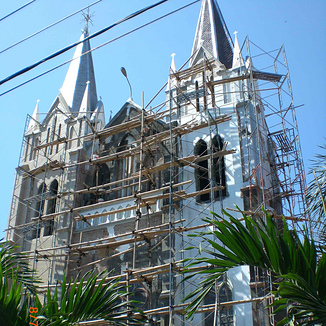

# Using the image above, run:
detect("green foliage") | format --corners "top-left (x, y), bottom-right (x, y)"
top-left (0, 263), bottom-right (30, 326)
top-left (0, 240), bottom-right (40, 293)
top-left (306, 143), bottom-right (326, 245)
top-left (37, 271), bottom-right (145, 325)
top-left (0, 241), bottom-right (146, 325)
top-left (183, 209), bottom-right (326, 325)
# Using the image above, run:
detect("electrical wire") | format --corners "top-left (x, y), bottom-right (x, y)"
top-left (0, 0), bottom-right (103, 55)
top-left (0, 0), bottom-right (36, 23)
top-left (0, 0), bottom-right (201, 97)
top-left (0, 0), bottom-right (169, 87)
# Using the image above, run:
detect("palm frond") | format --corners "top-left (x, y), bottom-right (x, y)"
top-left (182, 210), bottom-right (326, 324)
top-left (0, 263), bottom-right (30, 326)
top-left (0, 240), bottom-right (40, 293)
top-left (38, 271), bottom-right (146, 325)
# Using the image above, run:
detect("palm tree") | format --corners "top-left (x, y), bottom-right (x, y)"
top-left (0, 241), bottom-right (146, 325)
top-left (306, 143), bottom-right (326, 246)
top-left (182, 210), bottom-right (326, 325)
top-left (0, 241), bottom-right (39, 325)
top-left (36, 271), bottom-right (145, 325)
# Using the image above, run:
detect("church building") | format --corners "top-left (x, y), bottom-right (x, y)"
top-left (6, 1), bottom-right (306, 325)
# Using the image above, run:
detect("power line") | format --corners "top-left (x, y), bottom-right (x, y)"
top-left (0, 0), bottom-right (169, 87)
top-left (0, 0), bottom-right (103, 55)
top-left (0, 0), bottom-right (36, 22)
top-left (0, 0), bottom-right (200, 97)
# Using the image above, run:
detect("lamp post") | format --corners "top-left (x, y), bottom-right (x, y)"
top-left (120, 67), bottom-right (133, 100)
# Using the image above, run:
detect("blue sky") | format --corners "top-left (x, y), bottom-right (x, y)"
top-left (0, 0), bottom-right (325, 239)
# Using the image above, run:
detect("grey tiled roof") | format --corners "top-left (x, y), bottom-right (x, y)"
top-left (71, 37), bottom-right (98, 114)
top-left (192, 0), bottom-right (233, 68)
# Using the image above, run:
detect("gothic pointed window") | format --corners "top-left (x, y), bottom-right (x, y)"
top-left (44, 179), bottom-right (58, 236)
top-left (46, 127), bottom-right (51, 155)
top-left (117, 135), bottom-right (136, 197)
top-left (32, 137), bottom-right (39, 161)
top-left (32, 182), bottom-right (46, 239)
top-left (56, 124), bottom-right (61, 153)
top-left (195, 139), bottom-right (210, 202)
top-left (212, 135), bottom-right (227, 199)
top-left (100, 210), bottom-right (107, 224)
top-left (49, 117), bottom-right (56, 155)
top-left (25, 136), bottom-right (31, 161)
top-left (68, 126), bottom-right (74, 149)
top-left (204, 279), bottom-right (234, 325)
top-left (223, 82), bottom-right (232, 104)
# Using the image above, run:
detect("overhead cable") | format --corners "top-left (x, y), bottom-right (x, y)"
top-left (0, 0), bottom-right (36, 23)
top-left (0, 0), bottom-right (200, 97)
top-left (0, 0), bottom-right (103, 55)
top-left (0, 0), bottom-right (169, 87)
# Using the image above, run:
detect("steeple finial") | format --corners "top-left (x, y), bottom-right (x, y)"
top-left (82, 8), bottom-right (93, 35)
top-left (190, 0), bottom-right (233, 68)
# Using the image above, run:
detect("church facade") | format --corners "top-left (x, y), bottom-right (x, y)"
top-left (6, 1), bottom-right (306, 325)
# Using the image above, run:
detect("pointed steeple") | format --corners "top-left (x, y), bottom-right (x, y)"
top-left (60, 29), bottom-right (98, 115)
top-left (25, 100), bottom-right (40, 135)
top-left (232, 31), bottom-right (244, 69)
top-left (190, 0), bottom-right (233, 68)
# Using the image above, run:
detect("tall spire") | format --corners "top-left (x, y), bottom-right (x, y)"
top-left (190, 0), bottom-right (233, 68)
top-left (60, 28), bottom-right (98, 115)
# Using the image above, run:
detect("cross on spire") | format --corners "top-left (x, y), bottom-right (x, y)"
top-left (82, 8), bottom-right (94, 34)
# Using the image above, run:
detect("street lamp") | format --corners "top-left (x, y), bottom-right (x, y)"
top-left (120, 67), bottom-right (133, 100)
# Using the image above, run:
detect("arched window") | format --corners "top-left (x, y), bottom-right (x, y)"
top-left (44, 179), bottom-right (58, 236)
top-left (212, 135), bottom-right (227, 199)
top-left (98, 163), bottom-right (110, 185)
top-left (100, 210), bottom-right (107, 224)
top-left (93, 212), bottom-right (99, 226)
top-left (204, 280), bottom-right (233, 325)
top-left (46, 127), bottom-right (51, 155)
top-left (49, 117), bottom-right (56, 155)
top-left (25, 136), bottom-right (31, 161)
top-left (117, 206), bottom-right (123, 220)
top-left (109, 207), bottom-right (115, 222)
top-left (32, 137), bottom-right (39, 160)
top-left (68, 126), bottom-right (74, 150)
top-left (117, 135), bottom-right (136, 197)
top-left (56, 124), bottom-right (61, 153)
top-left (125, 204), bottom-right (131, 218)
top-left (32, 182), bottom-right (47, 238)
top-left (77, 120), bottom-right (83, 147)
top-left (194, 139), bottom-right (209, 202)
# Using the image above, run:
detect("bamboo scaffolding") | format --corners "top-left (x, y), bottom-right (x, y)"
top-left (22, 220), bottom-right (186, 255)
top-left (53, 113), bottom-right (231, 172)
top-left (28, 180), bottom-right (191, 223)
top-left (75, 297), bottom-right (267, 325)
top-left (9, 39), bottom-right (306, 326)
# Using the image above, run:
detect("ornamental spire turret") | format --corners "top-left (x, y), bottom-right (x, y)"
top-left (190, 0), bottom-right (233, 68)
top-left (232, 31), bottom-right (244, 69)
top-left (25, 100), bottom-right (40, 135)
top-left (60, 26), bottom-right (98, 115)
